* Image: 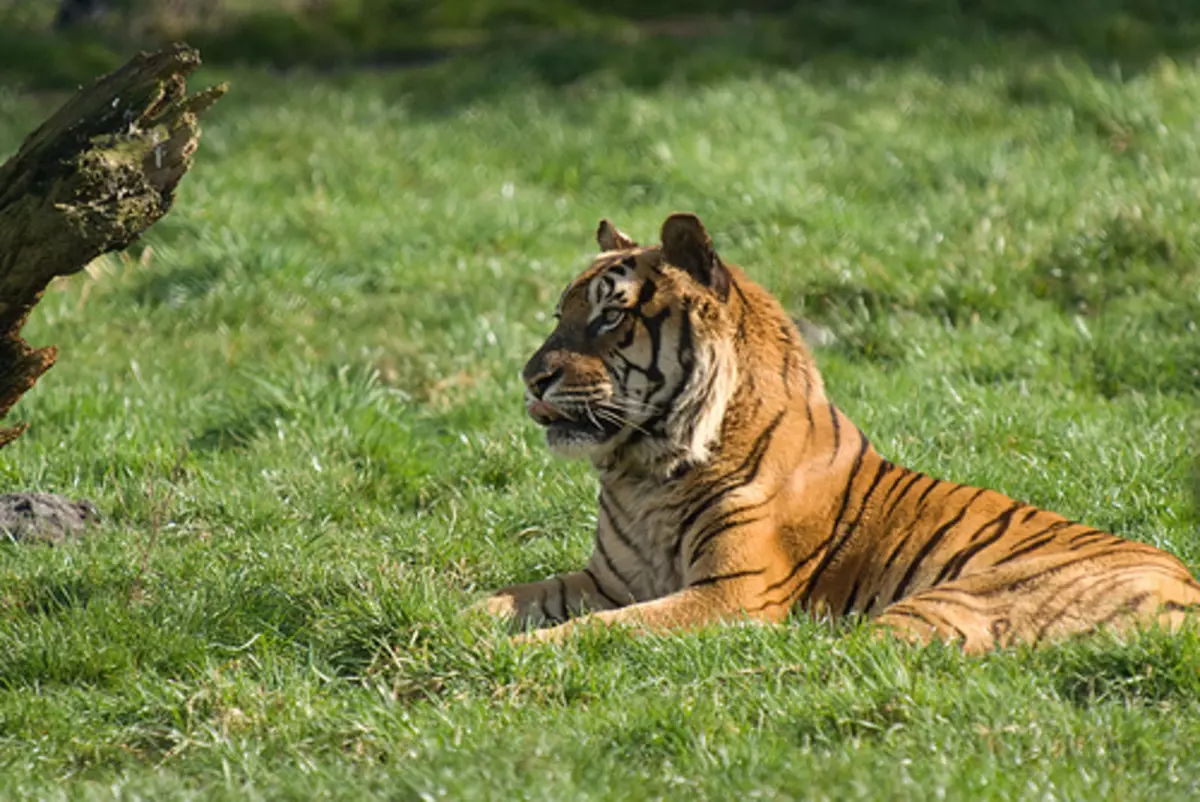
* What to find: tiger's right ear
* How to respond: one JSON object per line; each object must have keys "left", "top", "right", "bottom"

{"left": 597, "top": 219, "right": 638, "bottom": 251}
{"left": 660, "top": 212, "right": 730, "bottom": 301}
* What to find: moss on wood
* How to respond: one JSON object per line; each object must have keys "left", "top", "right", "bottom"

{"left": 0, "top": 43, "right": 225, "bottom": 447}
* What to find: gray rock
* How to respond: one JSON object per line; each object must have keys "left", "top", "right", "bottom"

{"left": 0, "top": 493, "right": 100, "bottom": 545}
{"left": 794, "top": 317, "right": 839, "bottom": 349}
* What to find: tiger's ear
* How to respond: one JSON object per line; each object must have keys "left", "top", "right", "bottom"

{"left": 597, "top": 219, "right": 638, "bottom": 251}
{"left": 660, "top": 213, "right": 730, "bottom": 300}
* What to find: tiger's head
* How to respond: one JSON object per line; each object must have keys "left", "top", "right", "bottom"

{"left": 522, "top": 213, "right": 741, "bottom": 474}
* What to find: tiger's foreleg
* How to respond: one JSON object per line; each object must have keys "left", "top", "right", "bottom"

{"left": 512, "top": 577, "right": 789, "bottom": 644}
{"left": 472, "top": 570, "right": 627, "bottom": 630}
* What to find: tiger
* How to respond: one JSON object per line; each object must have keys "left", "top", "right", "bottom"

{"left": 474, "top": 212, "right": 1200, "bottom": 653}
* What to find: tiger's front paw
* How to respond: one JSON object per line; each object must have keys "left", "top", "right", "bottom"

{"left": 468, "top": 593, "right": 517, "bottom": 621}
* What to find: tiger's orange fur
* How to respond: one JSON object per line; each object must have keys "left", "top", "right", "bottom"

{"left": 476, "top": 213, "right": 1200, "bottom": 652}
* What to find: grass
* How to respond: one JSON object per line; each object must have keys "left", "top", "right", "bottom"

{"left": 2, "top": 21, "right": 1200, "bottom": 800}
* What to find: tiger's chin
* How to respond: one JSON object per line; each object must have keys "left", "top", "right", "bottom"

{"left": 544, "top": 419, "right": 622, "bottom": 460}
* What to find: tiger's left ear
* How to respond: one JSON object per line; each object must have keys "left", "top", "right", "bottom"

{"left": 597, "top": 219, "right": 638, "bottom": 251}
{"left": 660, "top": 213, "right": 730, "bottom": 301}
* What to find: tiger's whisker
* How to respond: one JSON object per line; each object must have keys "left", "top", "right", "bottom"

{"left": 594, "top": 407, "right": 654, "bottom": 437}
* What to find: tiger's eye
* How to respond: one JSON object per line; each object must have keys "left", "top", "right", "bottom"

{"left": 601, "top": 308, "right": 625, "bottom": 328}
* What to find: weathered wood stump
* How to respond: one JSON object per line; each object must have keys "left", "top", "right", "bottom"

{"left": 0, "top": 43, "right": 225, "bottom": 448}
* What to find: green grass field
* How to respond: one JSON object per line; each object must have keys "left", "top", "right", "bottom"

{"left": 2, "top": 21, "right": 1200, "bottom": 800}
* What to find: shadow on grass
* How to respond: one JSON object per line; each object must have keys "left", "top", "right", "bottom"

{"left": 129, "top": 260, "right": 226, "bottom": 310}
{"left": 1038, "top": 628, "right": 1200, "bottom": 705}
{"left": 3, "top": 2, "right": 1199, "bottom": 100}
{"left": 363, "top": 1, "right": 1200, "bottom": 118}
{"left": 4, "top": 574, "right": 100, "bottom": 619}
{"left": 188, "top": 402, "right": 287, "bottom": 453}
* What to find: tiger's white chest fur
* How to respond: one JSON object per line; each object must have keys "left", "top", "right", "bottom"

{"left": 592, "top": 481, "right": 689, "bottom": 601}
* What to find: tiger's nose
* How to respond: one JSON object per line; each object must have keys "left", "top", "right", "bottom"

{"left": 525, "top": 367, "right": 564, "bottom": 400}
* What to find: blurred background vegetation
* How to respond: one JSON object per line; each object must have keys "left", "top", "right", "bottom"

{"left": 2, "top": 0, "right": 1199, "bottom": 89}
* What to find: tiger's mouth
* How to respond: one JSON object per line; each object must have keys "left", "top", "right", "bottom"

{"left": 527, "top": 398, "right": 624, "bottom": 451}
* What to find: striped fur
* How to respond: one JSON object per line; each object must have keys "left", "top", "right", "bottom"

{"left": 475, "top": 213, "right": 1200, "bottom": 652}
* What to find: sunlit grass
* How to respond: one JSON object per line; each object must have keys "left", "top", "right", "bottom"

{"left": 0, "top": 31, "right": 1198, "bottom": 799}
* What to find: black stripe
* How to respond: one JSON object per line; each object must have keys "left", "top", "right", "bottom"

{"left": 1031, "top": 572, "right": 1137, "bottom": 644}
{"left": 989, "top": 617, "right": 1013, "bottom": 646}
{"left": 636, "top": 276, "right": 656, "bottom": 306}
{"left": 582, "top": 567, "right": 624, "bottom": 609}
{"left": 1067, "top": 532, "right": 1112, "bottom": 551}
{"left": 760, "top": 545, "right": 820, "bottom": 598}
{"left": 918, "top": 605, "right": 970, "bottom": 644}
{"left": 932, "top": 501, "right": 1023, "bottom": 585}
{"left": 982, "top": 546, "right": 1137, "bottom": 598}
{"left": 828, "top": 405, "right": 841, "bottom": 464}
{"left": 990, "top": 534, "right": 1059, "bottom": 567}
{"left": 1021, "top": 507, "right": 1041, "bottom": 524}
{"left": 856, "top": 425, "right": 872, "bottom": 452}
{"left": 912, "top": 477, "right": 947, "bottom": 511}
{"left": 745, "top": 595, "right": 794, "bottom": 615}
{"left": 593, "top": 532, "right": 636, "bottom": 600}
{"left": 641, "top": 337, "right": 718, "bottom": 447}
{"left": 879, "top": 468, "right": 922, "bottom": 523}
{"left": 1094, "top": 591, "right": 1151, "bottom": 629}
{"left": 670, "top": 408, "right": 787, "bottom": 564}
{"left": 689, "top": 568, "right": 766, "bottom": 589}
{"left": 1163, "top": 601, "right": 1200, "bottom": 613}
{"left": 799, "top": 451, "right": 891, "bottom": 607}
{"left": 880, "top": 479, "right": 960, "bottom": 571}
{"left": 1067, "top": 527, "right": 1103, "bottom": 543}
{"left": 863, "top": 592, "right": 879, "bottom": 616}
{"left": 950, "top": 503, "right": 1019, "bottom": 550}
{"left": 802, "top": 370, "right": 816, "bottom": 432}
{"left": 732, "top": 278, "right": 751, "bottom": 341}
{"left": 687, "top": 513, "right": 769, "bottom": 569}
{"left": 686, "top": 488, "right": 783, "bottom": 568}
{"left": 1002, "top": 519, "right": 1074, "bottom": 553}
{"left": 763, "top": 434, "right": 873, "bottom": 599}
{"left": 841, "top": 579, "right": 861, "bottom": 617}
{"left": 888, "top": 605, "right": 969, "bottom": 643}
{"left": 599, "top": 492, "right": 652, "bottom": 567}
{"left": 636, "top": 301, "right": 694, "bottom": 433}
{"left": 917, "top": 587, "right": 992, "bottom": 614}
{"left": 678, "top": 409, "right": 784, "bottom": 516}
{"left": 881, "top": 606, "right": 939, "bottom": 630}
{"left": 889, "top": 488, "right": 988, "bottom": 603}
{"left": 553, "top": 575, "right": 569, "bottom": 621}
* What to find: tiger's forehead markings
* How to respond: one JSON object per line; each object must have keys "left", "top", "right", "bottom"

{"left": 554, "top": 253, "right": 643, "bottom": 317}
{"left": 589, "top": 269, "right": 630, "bottom": 305}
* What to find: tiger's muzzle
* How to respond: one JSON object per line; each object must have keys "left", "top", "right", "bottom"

{"left": 524, "top": 351, "right": 622, "bottom": 454}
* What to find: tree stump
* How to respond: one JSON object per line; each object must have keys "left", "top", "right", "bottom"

{"left": 0, "top": 492, "right": 100, "bottom": 544}
{"left": 0, "top": 43, "right": 225, "bottom": 448}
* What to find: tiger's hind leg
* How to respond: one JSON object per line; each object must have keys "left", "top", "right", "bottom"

{"left": 873, "top": 552, "right": 1200, "bottom": 654}
{"left": 872, "top": 585, "right": 1005, "bottom": 654}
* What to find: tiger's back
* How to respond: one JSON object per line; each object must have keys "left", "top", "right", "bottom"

{"left": 477, "top": 213, "right": 1200, "bottom": 652}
